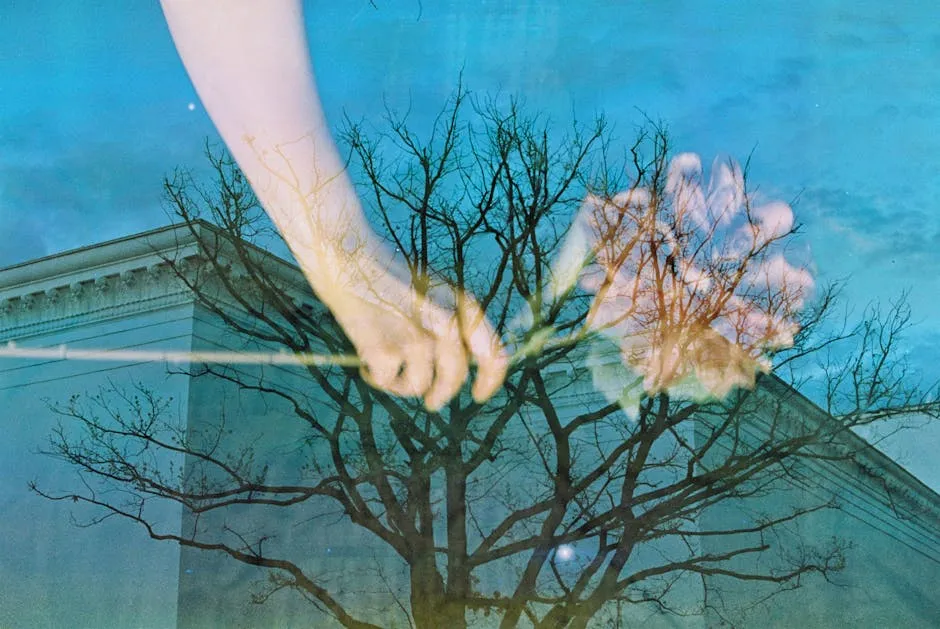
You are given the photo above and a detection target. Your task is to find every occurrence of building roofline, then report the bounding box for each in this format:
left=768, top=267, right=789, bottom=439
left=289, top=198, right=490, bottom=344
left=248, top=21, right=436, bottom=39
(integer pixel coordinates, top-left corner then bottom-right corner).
left=0, top=219, right=310, bottom=301
left=2, top=219, right=939, bottom=521
left=0, top=222, right=189, bottom=283
left=761, top=373, right=940, bottom=521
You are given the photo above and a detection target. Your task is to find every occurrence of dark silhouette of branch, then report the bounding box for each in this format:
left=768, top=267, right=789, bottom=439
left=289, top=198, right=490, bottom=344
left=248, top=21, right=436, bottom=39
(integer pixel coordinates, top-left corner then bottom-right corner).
left=34, top=88, right=940, bottom=628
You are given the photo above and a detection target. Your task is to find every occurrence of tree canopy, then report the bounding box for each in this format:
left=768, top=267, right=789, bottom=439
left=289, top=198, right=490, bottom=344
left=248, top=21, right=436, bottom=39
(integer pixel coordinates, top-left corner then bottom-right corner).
left=35, top=88, right=939, bottom=629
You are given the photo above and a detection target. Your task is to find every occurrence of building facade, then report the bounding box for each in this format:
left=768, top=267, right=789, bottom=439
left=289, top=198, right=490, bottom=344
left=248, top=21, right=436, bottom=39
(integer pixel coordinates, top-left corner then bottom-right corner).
left=1, top=222, right=939, bottom=628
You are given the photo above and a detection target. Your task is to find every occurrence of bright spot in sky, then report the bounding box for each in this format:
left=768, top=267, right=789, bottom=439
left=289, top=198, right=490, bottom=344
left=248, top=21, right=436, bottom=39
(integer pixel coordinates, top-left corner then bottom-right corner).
left=187, top=102, right=196, bottom=111
left=555, top=544, right=575, bottom=561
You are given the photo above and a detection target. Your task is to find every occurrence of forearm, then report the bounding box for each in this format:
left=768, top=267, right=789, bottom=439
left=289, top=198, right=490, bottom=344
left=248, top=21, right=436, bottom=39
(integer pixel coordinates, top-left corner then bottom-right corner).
left=160, top=0, right=374, bottom=294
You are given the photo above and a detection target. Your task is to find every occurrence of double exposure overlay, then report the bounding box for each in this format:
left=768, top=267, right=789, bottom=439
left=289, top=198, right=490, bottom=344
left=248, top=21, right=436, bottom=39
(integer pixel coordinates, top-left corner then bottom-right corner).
left=2, top=2, right=940, bottom=628
left=554, top=146, right=813, bottom=414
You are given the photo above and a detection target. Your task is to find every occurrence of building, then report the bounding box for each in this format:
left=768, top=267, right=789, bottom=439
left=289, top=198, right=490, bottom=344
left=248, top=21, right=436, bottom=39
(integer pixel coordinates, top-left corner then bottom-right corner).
left=1, top=222, right=939, bottom=628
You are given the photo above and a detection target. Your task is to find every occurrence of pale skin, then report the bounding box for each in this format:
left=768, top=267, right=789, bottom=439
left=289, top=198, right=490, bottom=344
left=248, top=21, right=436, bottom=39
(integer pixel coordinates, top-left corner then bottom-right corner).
left=159, top=0, right=507, bottom=410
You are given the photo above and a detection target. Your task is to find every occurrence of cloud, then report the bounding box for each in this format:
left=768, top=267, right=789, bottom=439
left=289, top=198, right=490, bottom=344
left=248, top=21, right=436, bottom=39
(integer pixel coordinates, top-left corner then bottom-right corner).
left=800, top=187, right=940, bottom=275
left=0, top=216, right=49, bottom=269
left=755, top=56, right=816, bottom=95
left=0, top=109, right=214, bottom=265
left=0, top=147, right=163, bottom=264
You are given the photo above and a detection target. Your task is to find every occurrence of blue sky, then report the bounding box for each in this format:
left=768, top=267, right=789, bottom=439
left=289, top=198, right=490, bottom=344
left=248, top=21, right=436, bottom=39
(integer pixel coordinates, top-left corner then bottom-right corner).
left=2, top=1, right=939, bottom=485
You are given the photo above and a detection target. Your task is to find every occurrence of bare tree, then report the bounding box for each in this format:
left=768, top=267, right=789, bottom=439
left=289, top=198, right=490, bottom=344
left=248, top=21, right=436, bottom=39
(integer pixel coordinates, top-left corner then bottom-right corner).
left=33, top=88, right=939, bottom=628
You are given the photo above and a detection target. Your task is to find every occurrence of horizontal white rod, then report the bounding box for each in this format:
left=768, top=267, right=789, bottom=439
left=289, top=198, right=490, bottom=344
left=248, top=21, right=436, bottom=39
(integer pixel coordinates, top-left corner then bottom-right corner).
left=0, top=341, right=360, bottom=367
left=0, top=327, right=579, bottom=370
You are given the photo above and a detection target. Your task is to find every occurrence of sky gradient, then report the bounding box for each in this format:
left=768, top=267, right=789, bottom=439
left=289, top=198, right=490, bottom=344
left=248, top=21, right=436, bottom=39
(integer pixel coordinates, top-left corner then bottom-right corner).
left=2, top=1, right=939, bottom=486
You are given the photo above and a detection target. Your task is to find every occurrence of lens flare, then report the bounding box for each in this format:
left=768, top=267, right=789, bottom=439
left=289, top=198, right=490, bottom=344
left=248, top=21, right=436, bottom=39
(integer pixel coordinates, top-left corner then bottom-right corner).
left=555, top=544, right=576, bottom=561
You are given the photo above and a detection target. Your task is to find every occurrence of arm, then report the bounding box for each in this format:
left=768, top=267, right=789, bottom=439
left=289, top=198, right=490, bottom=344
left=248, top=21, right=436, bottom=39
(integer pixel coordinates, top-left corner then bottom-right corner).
left=160, top=0, right=369, bottom=286
left=160, top=0, right=506, bottom=409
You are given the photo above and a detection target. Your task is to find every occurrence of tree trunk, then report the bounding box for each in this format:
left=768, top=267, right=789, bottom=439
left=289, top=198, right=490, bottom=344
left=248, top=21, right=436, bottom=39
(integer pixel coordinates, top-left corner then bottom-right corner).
left=410, top=553, right=466, bottom=629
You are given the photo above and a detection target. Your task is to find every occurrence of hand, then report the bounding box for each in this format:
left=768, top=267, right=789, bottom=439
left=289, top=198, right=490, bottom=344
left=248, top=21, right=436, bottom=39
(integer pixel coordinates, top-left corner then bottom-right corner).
left=314, top=250, right=508, bottom=411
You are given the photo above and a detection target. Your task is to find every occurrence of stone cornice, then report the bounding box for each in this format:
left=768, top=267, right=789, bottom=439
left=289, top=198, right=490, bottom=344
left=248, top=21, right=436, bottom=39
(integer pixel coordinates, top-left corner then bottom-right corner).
left=0, top=221, right=317, bottom=342
left=755, top=376, right=940, bottom=527
left=0, top=220, right=312, bottom=300
left=1, top=223, right=197, bottom=296
left=0, top=261, right=194, bottom=342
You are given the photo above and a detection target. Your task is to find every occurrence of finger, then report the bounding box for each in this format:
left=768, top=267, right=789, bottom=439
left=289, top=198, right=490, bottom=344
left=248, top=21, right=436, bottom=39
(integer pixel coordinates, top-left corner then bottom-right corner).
left=359, top=339, right=434, bottom=399
left=359, top=350, right=405, bottom=393
left=471, top=342, right=508, bottom=404
left=457, top=297, right=508, bottom=403
left=400, top=339, right=435, bottom=399
left=424, top=325, right=468, bottom=412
